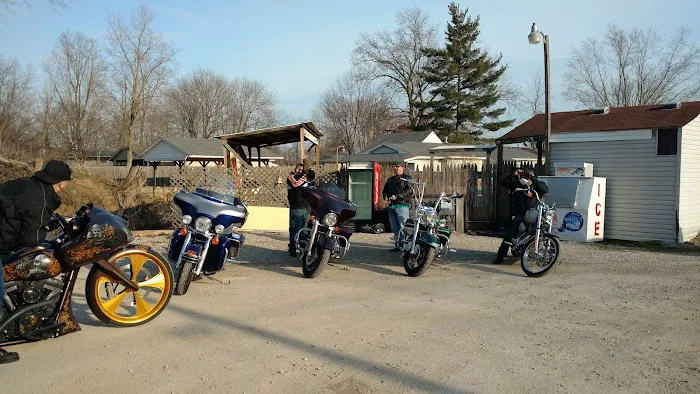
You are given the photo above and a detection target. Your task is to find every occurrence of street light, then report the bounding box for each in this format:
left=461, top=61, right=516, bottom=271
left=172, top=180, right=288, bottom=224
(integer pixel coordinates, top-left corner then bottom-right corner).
left=528, top=22, right=551, bottom=175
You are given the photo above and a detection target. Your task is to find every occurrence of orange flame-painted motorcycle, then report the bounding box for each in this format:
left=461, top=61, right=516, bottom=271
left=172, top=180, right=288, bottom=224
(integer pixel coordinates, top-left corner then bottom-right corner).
left=1, top=203, right=173, bottom=344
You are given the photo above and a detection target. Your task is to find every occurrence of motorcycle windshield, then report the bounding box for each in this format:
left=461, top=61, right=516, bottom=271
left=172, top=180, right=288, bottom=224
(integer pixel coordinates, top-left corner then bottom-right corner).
left=193, top=188, right=241, bottom=206
left=318, top=182, right=346, bottom=201
left=302, top=185, right=356, bottom=222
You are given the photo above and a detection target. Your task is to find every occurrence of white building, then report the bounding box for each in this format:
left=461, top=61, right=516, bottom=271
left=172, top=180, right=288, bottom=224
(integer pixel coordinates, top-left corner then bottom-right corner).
left=498, top=102, right=700, bottom=243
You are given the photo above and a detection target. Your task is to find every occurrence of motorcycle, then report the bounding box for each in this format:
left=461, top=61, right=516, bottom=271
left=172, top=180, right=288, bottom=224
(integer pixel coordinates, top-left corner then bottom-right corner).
left=1, top=203, right=173, bottom=344
left=169, top=187, right=248, bottom=295
left=509, top=187, right=561, bottom=277
left=399, top=180, right=460, bottom=277
left=294, top=182, right=357, bottom=278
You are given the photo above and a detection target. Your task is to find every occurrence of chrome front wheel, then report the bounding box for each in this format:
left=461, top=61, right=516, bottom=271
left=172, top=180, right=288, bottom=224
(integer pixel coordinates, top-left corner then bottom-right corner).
left=521, top=234, right=560, bottom=277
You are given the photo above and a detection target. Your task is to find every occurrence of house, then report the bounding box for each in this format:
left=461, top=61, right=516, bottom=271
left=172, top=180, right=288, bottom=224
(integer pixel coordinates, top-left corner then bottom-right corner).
left=323, top=131, right=537, bottom=171
left=109, top=146, right=146, bottom=166
left=136, top=136, right=284, bottom=168
left=85, top=149, right=115, bottom=162
left=497, top=101, right=700, bottom=243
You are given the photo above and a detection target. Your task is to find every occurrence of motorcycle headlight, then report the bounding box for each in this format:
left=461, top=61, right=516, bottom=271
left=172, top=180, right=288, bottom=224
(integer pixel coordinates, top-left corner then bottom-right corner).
left=214, top=224, right=225, bottom=234
left=194, top=216, right=212, bottom=233
left=425, top=210, right=438, bottom=225
left=182, top=215, right=192, bottom=225
left=438, top=219, right=447, bottom=227
left=323, top=212, right=338, bottom=227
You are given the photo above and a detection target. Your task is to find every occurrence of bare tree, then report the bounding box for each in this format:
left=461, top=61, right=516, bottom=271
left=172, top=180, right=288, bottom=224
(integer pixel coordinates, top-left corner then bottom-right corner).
left=166, top=68, right=232, bottom=138
left=0, top=0, right=69, bottom=15
left=105, top=3, right=178, bottom=171
left=43, top=31, right=107, bottom=159
left=565, top=24, right=700, bottom=108
left=352, top=7, right=438, bottom=129
left=0, top=56, right=33, bottom=157
left=518, top=70, right=545, bottom=116
left=228, top=77, right=278, bottom=133
left=314, top=72, right=399, bottom=154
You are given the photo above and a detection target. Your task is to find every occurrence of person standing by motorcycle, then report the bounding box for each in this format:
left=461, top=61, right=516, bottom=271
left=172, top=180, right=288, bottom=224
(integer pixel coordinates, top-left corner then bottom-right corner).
left=382, top=163, right=414, bottom=252
left=493, top=167, right=548, bottom=264
left=0, top=160, right=72, bottom=364
left=287, top=162, right=310, bottom=257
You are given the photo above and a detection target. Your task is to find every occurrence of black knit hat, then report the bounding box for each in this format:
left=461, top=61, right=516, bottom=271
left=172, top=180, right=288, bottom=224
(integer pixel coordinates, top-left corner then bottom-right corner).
left=34, top=160, right=72, bottom=185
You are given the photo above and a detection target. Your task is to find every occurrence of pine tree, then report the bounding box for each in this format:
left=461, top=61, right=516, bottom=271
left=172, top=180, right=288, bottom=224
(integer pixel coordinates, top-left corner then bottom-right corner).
left=418, top=3, right=513, bottom=143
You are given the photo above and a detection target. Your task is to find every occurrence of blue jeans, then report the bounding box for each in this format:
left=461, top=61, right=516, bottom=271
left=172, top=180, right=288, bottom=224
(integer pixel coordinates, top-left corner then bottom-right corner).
left=289, top=208, right=310, bottom=251
left=388, top=206, right=410, bottom=248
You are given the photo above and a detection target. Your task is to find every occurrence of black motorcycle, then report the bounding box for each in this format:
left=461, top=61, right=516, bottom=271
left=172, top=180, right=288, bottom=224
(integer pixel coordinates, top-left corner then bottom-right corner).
left=2, top=203, right=174, bottom=345
left=294, top=182, right=357, bottom=278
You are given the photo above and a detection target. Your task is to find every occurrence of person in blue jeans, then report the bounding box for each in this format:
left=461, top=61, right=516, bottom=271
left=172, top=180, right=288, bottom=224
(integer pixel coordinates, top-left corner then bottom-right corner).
left=382, top=163, right=414, bottom=252
left=287, top=162, right=311, bottom=257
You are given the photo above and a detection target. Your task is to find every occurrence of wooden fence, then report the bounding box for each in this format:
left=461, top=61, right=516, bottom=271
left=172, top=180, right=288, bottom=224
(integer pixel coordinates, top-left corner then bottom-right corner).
left=369, top=161, right=536, bottom=231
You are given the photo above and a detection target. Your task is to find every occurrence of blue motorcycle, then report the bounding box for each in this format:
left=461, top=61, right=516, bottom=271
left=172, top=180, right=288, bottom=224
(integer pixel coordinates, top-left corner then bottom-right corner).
left=168, top=188, right=248, bottom=295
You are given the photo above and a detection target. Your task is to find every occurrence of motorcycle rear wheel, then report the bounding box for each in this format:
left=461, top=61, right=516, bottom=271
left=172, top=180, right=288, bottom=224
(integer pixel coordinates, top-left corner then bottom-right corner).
left=404, top=244, right=436, bottom=277
left=86, top=250, right=173, bottom=326
left=302, top=245, right=331, bottom=278
left=521, top=234, right=560, bottom=277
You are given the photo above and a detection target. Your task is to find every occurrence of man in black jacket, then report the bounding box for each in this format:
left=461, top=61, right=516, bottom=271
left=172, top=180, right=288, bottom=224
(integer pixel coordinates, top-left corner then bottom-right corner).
left=0, top=160, right=72, bottom=364
left=382, top=163, right=414, bottom=252
left=287, top=162, right=310, bottom=257
left=493, top=168, right=549, bottom=264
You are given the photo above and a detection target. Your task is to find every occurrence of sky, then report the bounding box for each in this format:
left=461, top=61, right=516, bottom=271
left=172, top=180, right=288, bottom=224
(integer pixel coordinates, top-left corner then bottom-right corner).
left=1, top=0, right=698, bottom=137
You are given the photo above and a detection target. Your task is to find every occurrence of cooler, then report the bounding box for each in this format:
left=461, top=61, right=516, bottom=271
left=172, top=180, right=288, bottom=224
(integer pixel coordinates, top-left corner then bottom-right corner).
left=538, top=176, right=606, bottom=242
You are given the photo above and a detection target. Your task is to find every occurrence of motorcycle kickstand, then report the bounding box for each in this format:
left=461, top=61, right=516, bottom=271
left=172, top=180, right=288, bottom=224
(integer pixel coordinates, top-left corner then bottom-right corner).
left=202, top=274, right=230, bottom=285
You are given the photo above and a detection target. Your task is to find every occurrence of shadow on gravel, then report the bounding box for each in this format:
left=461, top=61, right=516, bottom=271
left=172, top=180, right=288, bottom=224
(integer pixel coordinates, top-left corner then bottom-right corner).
left=167, top=303, right=472, bottom=394
left=436, top=248, right=526, bottom=278
left=235, top=233, right=409, bottom=278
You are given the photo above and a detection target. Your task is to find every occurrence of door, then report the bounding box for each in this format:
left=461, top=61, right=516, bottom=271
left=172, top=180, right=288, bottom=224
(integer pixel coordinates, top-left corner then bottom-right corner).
left=348, top=170, right=372, bottom=220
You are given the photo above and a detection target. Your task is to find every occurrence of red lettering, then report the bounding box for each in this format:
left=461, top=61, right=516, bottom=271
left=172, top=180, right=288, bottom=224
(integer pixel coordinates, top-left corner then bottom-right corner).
left=595, top=203, right=601, bottom=216
left=598, top=183, right=601, bottom=197
left=594, top=222, right=601, bottom=236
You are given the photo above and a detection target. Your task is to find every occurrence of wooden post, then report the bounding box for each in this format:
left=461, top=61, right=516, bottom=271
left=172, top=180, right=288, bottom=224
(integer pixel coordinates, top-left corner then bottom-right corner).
left=455, top=195, right=465, bottom=233
left=495, top=143, right=504, bottom=230
left=544, top=34, right=552, bottom=175
left=256, top=146, right=262, bottom=167
left=315, top=144, right=320, bottom=169
left=223, top=143, right=231, bottom=168
left=300, top=127, right=305, bottom=162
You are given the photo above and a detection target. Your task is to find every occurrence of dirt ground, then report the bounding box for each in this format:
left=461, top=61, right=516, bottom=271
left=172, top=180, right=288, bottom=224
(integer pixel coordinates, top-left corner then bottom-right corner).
left=2, top=231, right=700, bottom=394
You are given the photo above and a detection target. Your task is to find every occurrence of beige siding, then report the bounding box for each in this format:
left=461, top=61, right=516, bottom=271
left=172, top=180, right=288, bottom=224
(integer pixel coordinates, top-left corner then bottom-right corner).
left=551, top=135, right=679, bottom=242
left=679, top=115, right=700, bottom=242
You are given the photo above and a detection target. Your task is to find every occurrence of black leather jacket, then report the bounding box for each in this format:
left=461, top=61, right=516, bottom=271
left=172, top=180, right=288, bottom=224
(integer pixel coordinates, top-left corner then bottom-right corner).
left=0, top=176, right=62, bottom=257
left=500, top=174, right=549, bottom=217
left=382, top=174, right=414, bottom=207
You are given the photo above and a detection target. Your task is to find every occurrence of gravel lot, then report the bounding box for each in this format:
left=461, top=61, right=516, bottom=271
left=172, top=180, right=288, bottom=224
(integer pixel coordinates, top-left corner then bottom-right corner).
left=3, top=231, right=700, bottom=394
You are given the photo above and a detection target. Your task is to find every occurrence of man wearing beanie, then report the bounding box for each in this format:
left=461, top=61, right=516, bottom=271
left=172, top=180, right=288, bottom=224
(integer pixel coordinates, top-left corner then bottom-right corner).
left=0, top=160, right=72, bottom=364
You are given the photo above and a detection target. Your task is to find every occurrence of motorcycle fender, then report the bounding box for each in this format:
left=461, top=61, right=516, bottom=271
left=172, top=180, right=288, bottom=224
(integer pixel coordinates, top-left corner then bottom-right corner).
left=316, top=232, right=336, bottom=250
left=418, top=232, right=441, bottom=248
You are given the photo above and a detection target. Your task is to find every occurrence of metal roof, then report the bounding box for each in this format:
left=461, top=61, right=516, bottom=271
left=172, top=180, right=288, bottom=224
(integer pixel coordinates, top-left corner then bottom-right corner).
left=217, top=122, right=323, bottom=147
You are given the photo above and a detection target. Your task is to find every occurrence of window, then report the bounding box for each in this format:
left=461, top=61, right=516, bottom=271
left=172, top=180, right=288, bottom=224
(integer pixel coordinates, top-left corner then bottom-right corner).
left=657, top=128, right=678, bottom=155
